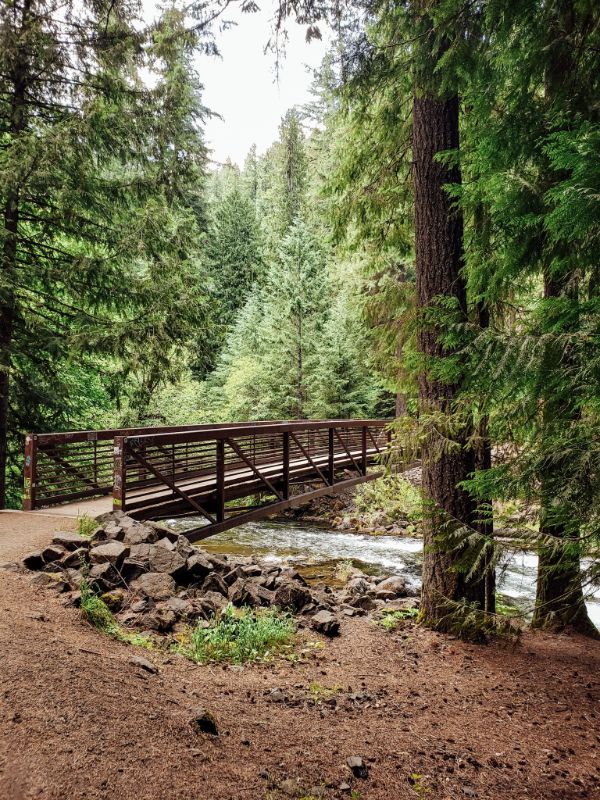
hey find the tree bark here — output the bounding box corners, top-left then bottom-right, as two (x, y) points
(413, 90), (485, 626)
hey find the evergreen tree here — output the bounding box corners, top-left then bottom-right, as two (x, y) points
(260, 220), (328, 419)
(0, 0), (210, 505)
(207, 187), (263, 325)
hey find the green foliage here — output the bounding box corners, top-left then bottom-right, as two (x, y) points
(352, 475), (422, 529)
(176, 604), (296, 665)
(378, 607), (419, 631)
(77, 516), (97, 538)
(80, 578), (152, 649)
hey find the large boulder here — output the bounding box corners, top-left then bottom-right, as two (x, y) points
(228, 579), (263, 608)
(123, 524), (158, 546)
(41, 544), (65, 564)
(131, 572), (176, 601)
(22, 551), (44, 570)
(120, 558), (147, 583)
(89, 562), (121, 591)
(89, 541), (129, 566)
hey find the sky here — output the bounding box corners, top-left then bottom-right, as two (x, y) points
(196, 4), (331, 167)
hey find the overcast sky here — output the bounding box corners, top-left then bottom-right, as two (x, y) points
(197, 4), (331, 167)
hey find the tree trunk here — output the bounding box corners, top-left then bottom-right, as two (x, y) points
(413, 90), (485, 627)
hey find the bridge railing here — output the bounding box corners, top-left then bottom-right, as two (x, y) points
(112, 420), (389, 538)
(22, 420), (286, 510)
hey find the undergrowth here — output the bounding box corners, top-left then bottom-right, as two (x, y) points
(79, 578), (153, 649)
(77, 514), (97, 537)
(351, 474), (422, 531)
(175, 603), (296, 665)
(378, 606), (419, 631)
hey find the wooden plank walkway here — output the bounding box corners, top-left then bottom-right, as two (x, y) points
(24, 419), (390, 540)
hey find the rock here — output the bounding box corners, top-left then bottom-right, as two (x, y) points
(339, 782), (351, 793)
(346, 756), (369, 779)
(190, 707), (219, 736)
(41, 544), (65, 563)
(120, 558), (147, 583)
(201, 571), (229, 597)
(89, 541), (129, 566)
(200, 591), (229, 616)
(123, 524), (158, 546)
(224, 567), (241, 586)
(346, 577), (372, 595)
(89, 562), (121, 590)
(141, 605), (176, 632)
(148, 544), (187, 578)
(22, 551), (44, 570)
(52, 531), (89, 551)
(274, 581), (313, 612)
(239, 564), (261, 578)
(187, 551), (213, 579)
(311, 610), (340, 637)
(128, 543), (152, 560)
(31, 572), (69, 592)
(101, 588), (127, 611)
(129, 655), (158, 674)
(374, 588), (398, 601)
(228, 579), (263, 608)
(65, 568), (85, 588)
(164, 596), (192, 618)
(278, 567), (307, 586)
(376, 575), (408, 597)
(131, 572), (176, 601)
(103, 521), (125, 540)
(349, 595), (377, 611)
(146, 521), (179, 542)
(175, 536), (194, 559)
(155, 536), (176, 551)
(61, 547), (89, 568)
(206, 553), (229, 572)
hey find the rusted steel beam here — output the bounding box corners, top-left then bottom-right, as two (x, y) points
(362, 426), (368, 476)
(216, 439), (225, 522)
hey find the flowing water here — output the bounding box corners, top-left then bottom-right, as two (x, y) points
(167, 517), (600, 627)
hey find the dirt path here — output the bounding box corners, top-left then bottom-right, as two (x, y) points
(1, 519), (599, 800)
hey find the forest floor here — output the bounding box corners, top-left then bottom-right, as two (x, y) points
(1, 512), (599, 800)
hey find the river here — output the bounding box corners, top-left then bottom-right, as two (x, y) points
(167, 518), (600, 627)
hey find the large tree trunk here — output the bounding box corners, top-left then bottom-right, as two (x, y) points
(413, 90), (485, 626)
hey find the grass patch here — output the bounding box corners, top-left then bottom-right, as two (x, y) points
(80, 578), (153, 649)
(175, 603), (296, 665)
(77, 514), (97, 537)
(378, 606), (419, 631)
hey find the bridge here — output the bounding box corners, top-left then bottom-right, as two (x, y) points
(23, 420), (389, 541)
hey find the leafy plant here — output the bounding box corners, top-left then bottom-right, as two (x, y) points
(378, 607), (419, 631)
(79, 578), (152, 649)
(308, 681), (342, 702)
(334, 559), (354, 583)
(175, 604), (296, 665)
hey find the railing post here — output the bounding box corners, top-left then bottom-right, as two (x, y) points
(361, 425), (368, 476)
(113, 436), (127, 512)
(328, 427), (335, 486)
(282, 431), (290, 499)
(216, 438), (225, 522)
(23, 434), (37, 510)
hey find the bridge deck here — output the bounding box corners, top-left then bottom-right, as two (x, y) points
(24, 420), (389, 540)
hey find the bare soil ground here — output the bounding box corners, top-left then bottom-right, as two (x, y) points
(1, 513), (599, 800)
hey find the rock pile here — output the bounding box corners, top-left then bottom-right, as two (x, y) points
(22, 512), (417, 638)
